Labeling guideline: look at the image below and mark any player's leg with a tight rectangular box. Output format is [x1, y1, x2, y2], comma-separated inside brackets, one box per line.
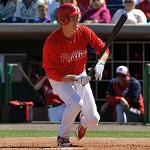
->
[47, 107, 51, 121]
[49, 79, 82, 138]
[74, 81, 100, 140]
[125, 107, 143, 122]
[48, 107, 61, 123]
[75, 82, 100, 128]
[57, 103, 66, 122]
[116, 104, 127, 123]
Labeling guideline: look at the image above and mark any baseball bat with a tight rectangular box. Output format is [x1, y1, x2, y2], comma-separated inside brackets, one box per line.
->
[88, 14, 128, 76]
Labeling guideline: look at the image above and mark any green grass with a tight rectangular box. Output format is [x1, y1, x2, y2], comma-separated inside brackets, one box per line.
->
[0, 130, 150, 138]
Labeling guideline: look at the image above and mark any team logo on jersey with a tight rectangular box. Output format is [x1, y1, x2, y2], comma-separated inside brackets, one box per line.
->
[59, 49, 87, 63]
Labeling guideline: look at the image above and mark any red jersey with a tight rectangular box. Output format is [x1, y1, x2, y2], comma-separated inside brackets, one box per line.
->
[43, 25, 109, 81]
[38, 77, 62, 106]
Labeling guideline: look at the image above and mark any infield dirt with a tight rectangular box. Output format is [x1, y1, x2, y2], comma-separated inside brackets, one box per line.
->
[0, 123, 150, 150]
[0, 137, 150, 150]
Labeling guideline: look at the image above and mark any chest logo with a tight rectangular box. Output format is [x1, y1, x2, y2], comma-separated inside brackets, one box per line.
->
[59, 49, 87, 63]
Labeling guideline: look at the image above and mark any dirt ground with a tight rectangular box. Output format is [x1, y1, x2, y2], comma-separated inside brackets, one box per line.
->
[0, 123, 150, 150]
[0, 137, 150, 150]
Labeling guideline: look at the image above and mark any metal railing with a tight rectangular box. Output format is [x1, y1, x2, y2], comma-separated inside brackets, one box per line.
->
[144, 64, 150, 123]
[4, 63, 45, 106]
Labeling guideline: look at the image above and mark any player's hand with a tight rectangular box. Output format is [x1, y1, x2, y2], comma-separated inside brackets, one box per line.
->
[120, 97, 129, 109]
[94, 60, 105, 80]
[101, 102, 108, 113]
[75, 75, 91, 86]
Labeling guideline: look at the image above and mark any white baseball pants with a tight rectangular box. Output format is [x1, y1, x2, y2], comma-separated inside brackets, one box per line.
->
[48, 103, 66, 123]
[49, 71, 100, 138]
[116, 103, 142, 122]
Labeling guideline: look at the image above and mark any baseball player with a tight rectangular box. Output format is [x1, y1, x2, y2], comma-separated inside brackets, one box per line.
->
[34, 75, 66, 122]
[101, 65, 144, 123]
[42, 3, 109, 147]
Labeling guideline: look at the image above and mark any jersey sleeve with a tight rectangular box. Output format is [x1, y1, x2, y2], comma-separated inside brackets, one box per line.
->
[106, 80, 114, 96]
[42, 37, 64, 81]
[125, 79, 141, 103]
[106, 80, 122, 106]
[84, 26, 109, 56]
[124, 79, 144, 113]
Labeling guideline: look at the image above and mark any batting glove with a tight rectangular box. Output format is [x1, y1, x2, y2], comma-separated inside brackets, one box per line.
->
[75, 75, 91, 86]
[94, 60, 105, 81]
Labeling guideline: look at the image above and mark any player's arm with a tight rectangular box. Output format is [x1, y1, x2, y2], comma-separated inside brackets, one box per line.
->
[61, 75, 76, 82]
[84, 25, 110, 61]
[62, 75, 91, 86]
[85, 26, 110, 80]
[105, 80, 118, 106]
[125, 79, 141, 102]
[34, 75, 47, 90]
[106, 79, 129, 108]
[100, 51, 109, 61]
[101, 102, 108, 113]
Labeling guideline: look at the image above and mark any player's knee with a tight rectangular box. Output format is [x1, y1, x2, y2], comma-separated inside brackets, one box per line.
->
[89, 114, 100, 125]
[71, 99, 83, 110]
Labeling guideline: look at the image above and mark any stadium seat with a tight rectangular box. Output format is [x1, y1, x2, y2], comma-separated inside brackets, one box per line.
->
[106, 0, 123, 5]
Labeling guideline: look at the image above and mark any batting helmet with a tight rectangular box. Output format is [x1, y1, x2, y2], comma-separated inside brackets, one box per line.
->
[57, 3, 80, 25]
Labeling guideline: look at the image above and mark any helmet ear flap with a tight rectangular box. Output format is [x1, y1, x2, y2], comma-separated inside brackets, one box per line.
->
[58, 16, 70, 25]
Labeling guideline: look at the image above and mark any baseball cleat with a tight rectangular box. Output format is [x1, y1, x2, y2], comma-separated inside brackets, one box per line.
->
[75, 125, 87, 140]
[57, 136, 72, 147]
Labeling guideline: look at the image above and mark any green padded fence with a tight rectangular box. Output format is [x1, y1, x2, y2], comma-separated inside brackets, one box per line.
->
[144, 64, 150, 123]
[4, 63, 13, 105]
[4, 63, 45, 106]
[0, 63, 14, 122]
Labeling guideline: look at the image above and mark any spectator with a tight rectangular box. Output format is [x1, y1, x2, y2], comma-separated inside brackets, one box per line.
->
[101, 65, 144, 123]
[34, 2, 50, 23]
[51, 0, 80, 23]
[0, 0, 29, 23]
[0, 0, 16, 20]
[16, 0, 44, 22]
[60, 0, 77, 5]
[77, 0, 90, 15]
[0, 16, 26, 22]
[80, 0, 111, 23]
[138, 0, 150, 22]
[111, 0, 147, 24]
[34, 75, 66, 122]
[47, 0, 59, 23]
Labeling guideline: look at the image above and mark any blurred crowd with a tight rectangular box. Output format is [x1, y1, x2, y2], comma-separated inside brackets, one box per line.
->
[0, 0, 149, 23]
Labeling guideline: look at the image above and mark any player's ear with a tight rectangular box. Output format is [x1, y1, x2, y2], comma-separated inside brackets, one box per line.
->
[57, 16, 70, 25]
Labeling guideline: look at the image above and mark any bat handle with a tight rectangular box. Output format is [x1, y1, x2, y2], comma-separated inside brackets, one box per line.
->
[87, 61, 98, 76]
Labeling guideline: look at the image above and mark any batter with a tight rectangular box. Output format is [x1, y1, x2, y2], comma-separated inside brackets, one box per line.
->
[42, 3, 109, 147]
